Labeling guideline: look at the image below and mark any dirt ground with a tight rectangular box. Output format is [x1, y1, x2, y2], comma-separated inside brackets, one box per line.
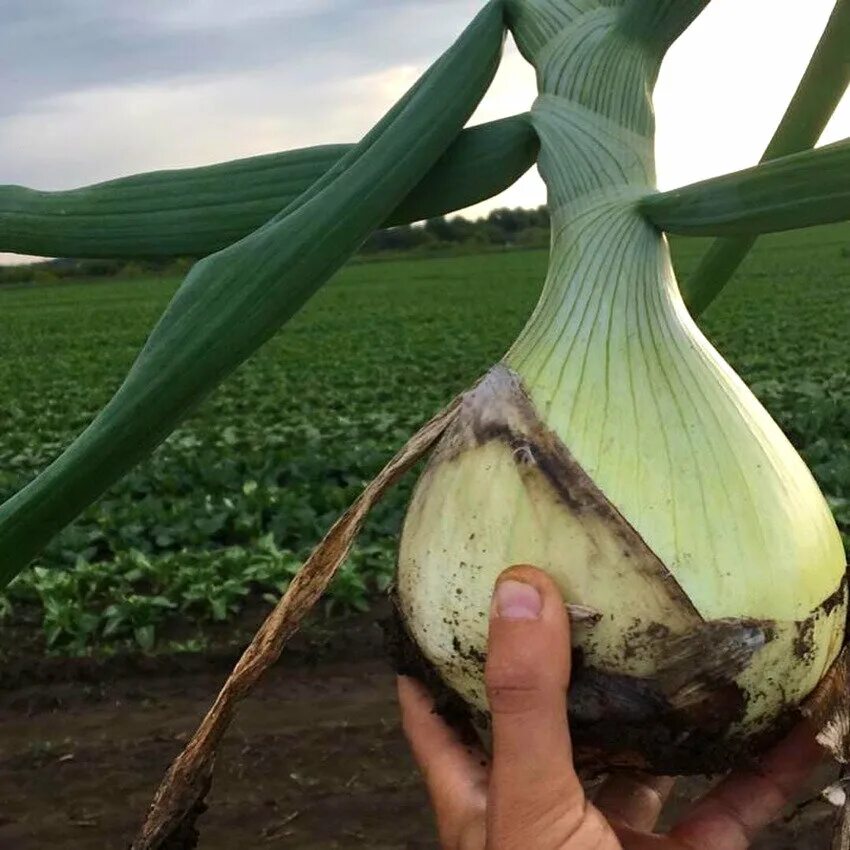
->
[0, 614, 840, 850]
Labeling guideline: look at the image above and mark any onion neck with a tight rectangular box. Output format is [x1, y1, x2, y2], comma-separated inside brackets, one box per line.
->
[504, 3, 669, 420]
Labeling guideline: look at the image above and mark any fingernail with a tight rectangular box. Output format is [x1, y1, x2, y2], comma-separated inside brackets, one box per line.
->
[494, 580, 543, 620]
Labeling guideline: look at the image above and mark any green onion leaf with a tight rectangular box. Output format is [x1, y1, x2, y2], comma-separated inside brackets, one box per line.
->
[641, 136, 850, 236]
[618, 0, 711, 56]
[0, 114, 537, 260]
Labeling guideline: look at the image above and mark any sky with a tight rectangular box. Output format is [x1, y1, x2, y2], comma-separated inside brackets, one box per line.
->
[2, 0, 849, 265]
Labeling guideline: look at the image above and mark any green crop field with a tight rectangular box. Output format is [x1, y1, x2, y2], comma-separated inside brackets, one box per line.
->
[1, 228, 849, 654]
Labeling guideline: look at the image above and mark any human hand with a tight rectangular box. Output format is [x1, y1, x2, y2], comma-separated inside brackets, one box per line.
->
[398, 565, 826, 850]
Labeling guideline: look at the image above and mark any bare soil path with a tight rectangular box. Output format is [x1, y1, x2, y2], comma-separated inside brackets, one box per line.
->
[0, 616, 838, 849]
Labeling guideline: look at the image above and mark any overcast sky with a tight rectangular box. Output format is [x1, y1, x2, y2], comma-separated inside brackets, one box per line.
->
[2, 0, 850, 265]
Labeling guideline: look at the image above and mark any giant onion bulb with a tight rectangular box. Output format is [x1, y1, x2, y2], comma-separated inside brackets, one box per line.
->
[396, 0, 848, 774]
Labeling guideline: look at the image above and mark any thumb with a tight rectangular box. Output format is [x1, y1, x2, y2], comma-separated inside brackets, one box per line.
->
[485, 565, 585, 835]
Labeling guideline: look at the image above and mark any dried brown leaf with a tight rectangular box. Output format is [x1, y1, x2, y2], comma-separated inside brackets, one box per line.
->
[803, 644, 850, 850]
[804, 646, 850, 764]
[130, 400, 460, 850]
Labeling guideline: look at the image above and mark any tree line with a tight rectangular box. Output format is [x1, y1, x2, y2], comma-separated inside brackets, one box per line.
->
[362, 206, 550, 254]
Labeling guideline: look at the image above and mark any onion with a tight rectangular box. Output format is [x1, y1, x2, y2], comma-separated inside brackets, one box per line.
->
[396, 0, 848, 774]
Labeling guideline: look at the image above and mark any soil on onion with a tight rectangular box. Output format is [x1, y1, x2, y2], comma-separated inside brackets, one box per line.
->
[0, 611, 839, 850]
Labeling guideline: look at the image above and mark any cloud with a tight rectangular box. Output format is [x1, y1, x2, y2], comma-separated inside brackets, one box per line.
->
[0, 64, 425, 191]
[0, 0, 481, 120]
[146, 0, 344, 29]
[0, 1, 493, 187]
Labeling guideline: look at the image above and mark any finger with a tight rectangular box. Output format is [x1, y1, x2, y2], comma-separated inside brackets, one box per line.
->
[669, 721, 826, 850]
[397, 675, 487, 842]
[595, 771, 676, 831]
[485, 565, 585, 828]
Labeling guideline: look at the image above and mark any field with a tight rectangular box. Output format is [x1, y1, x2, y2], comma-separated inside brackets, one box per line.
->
[1, 230, 849, 847]
[1, 229, 850, 655]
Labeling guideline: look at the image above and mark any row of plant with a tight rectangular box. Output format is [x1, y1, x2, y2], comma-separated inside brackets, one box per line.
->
[0, 238, 848, 654]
